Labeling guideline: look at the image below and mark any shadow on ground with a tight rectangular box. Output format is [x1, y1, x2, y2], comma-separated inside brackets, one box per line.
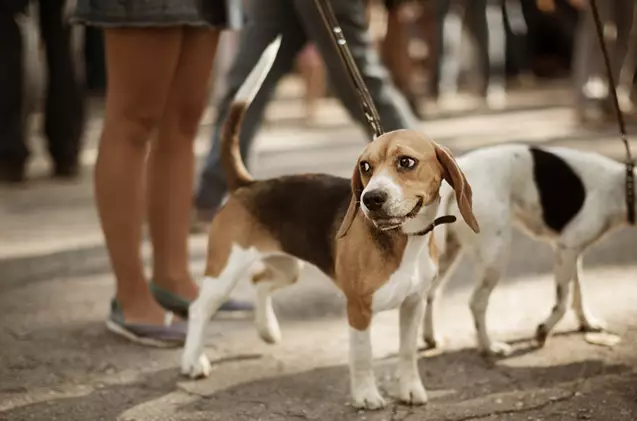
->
[2, 344, 634, 421]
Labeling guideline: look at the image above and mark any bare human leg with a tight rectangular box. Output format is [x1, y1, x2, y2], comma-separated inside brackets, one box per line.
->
[95, 28, 184, 325]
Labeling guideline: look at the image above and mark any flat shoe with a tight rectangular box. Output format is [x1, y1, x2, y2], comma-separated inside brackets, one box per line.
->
[105, 299, 186, 348]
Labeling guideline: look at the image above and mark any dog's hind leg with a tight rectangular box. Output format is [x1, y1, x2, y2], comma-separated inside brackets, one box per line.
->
[572, 255, 607, 333]
[253, 255, 303, 344]
[535, 247, 579, 347]
[469, 229, 512, 357]
[181, 244, 261, 378]
[423, 231, 463, 350]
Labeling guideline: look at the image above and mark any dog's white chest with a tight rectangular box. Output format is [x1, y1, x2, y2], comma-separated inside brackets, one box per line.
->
[372, 236, 435, 313]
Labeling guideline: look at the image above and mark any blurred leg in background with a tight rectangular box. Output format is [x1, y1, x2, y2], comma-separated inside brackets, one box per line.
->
[38, 0, 86, 178]
[382, 0, 424, 118]
[0, 0, 29, 182]
[572, 0, 634, 123]
[465, 0, 508, 108]
[0, 0, 85, 183]
[296, 42, 327, 126]
[617, 4, 637, 113]
[431, 0, 459, 101]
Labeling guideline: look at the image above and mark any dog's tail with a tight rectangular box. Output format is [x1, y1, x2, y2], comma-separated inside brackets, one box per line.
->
[221, 36, 282, 191]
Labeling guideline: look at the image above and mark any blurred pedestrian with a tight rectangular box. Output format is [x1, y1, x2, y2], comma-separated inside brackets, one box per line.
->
[382, 0, 424, 118]
[193, 0, 418, 228]
[0, 0, 85, 183]
[570, 0, 636, 123]
[72, 0, 251, 347]
[296, 42, 327, 126]
[432, 0, 511, 108]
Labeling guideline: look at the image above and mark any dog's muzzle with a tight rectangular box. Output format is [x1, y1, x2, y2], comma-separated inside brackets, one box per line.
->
[363, 195, 425, 231]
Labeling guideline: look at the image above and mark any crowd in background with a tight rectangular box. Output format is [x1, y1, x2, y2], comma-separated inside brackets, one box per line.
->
[81, 0, 637, 123]
[2, 0, 636, 185]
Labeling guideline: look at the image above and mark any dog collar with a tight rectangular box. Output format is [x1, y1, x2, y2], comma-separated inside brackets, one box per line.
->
[411, 215, 457, 237]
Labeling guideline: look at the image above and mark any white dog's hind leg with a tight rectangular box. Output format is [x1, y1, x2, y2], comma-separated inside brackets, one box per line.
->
[181, 245, 260, 378]
[536, 247, 578, 346]
[253, 255, 303, 344]
[423, 234, 463, 350]
[469, 230, 512, 357]
[470, 266, 511, 356]
[398, 294, 428, 405]
[571, 257, 606, 333]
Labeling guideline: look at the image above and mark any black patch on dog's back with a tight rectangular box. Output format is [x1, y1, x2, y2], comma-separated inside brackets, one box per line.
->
[529, 147, 586, 232]
[243, 174, 352, 278]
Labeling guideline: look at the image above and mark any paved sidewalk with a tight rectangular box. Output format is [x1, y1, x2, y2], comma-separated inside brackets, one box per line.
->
[1, 80, 637, 420]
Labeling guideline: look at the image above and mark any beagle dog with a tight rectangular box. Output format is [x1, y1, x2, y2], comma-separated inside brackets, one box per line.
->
[423, 144, 635, 356]
[180, 37, 479, 409]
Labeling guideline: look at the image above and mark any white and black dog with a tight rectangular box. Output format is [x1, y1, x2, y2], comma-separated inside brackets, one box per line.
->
[423, 144, 635, 356]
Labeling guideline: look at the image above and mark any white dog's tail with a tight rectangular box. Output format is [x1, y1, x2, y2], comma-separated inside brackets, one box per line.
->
[220, 36, 282, 192]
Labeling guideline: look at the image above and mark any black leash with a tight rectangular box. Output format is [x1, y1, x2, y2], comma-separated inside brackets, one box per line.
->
[313, 0, 385, 139]
[589, 0, 635, 224]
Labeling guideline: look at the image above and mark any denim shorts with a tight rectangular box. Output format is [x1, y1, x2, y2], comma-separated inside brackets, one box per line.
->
[72, 0, 244, 29]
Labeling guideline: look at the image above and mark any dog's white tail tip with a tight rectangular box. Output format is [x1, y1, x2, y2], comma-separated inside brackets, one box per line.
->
[234, 35, 282, 104]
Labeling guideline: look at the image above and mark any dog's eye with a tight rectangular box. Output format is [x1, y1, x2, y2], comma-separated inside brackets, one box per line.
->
[359, 161, 371, 173]
[398, 156, 417, 170]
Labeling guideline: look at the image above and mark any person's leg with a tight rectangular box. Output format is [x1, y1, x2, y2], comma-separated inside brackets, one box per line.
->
[607, 0, 634, 113]
[617, 1, 637, 112]
[572, 8, 595, 118]
[194, 0, 307, 217]
[296, 43, 327, 125]
[431, 0, 454, 99]
[38, 0, 86, 177]
[0, 2, 28, 182]
[295, 0, 418, 134]
[502, 0, 530, 79]
[466, 0, 506, 105]
[572, 3, 614, 120]
[95, 28, 183, 325]
[382, 1, 423, 118]
[147, 27, 219, 301]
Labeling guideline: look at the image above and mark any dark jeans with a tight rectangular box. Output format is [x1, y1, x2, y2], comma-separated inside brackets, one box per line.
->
[431, 0, 508, 97]
[0, 0, 85, 170]
[194, 0, 417, 213]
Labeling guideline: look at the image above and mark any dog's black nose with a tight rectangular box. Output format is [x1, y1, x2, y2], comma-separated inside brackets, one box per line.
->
[362, 189, 388, 211]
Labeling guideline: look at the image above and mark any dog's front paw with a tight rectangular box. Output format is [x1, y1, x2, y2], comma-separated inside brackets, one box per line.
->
[480, 341, 513, 357]
[423, 334, 444, 351]
[399, 380, 428, 406]
[351, 382, 386, 410]
[181, 353, 212, 379]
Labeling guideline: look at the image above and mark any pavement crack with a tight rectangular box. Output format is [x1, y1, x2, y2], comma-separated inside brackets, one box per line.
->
[390, 404, 415, 421]
[445, 390, 578, 421]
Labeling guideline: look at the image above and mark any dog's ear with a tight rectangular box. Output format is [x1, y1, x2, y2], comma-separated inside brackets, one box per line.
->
[337, 164, 363, 238]
[434, 144, 480, 233]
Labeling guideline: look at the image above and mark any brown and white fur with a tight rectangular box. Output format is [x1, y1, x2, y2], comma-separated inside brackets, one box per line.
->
[423, 144, 635, 357]
[180, 37, 480, 409]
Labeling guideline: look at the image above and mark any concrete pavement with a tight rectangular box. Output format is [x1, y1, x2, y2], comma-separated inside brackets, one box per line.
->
[1, 79, 637, 420]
